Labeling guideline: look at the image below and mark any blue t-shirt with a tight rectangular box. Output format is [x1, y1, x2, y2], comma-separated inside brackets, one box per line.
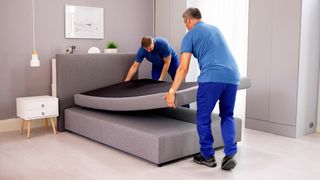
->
[181, 22, 240, 84]
[136, 37, 179, 67]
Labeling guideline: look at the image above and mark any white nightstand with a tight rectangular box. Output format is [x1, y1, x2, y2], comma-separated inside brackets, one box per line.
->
[16, 96, 59, 139]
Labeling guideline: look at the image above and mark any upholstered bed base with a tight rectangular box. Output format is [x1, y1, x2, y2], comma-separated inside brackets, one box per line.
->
[65, 107, 242, 165]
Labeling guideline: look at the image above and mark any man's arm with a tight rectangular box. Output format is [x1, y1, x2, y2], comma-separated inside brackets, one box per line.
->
[124, 61, 140, 81]
[158, 55, 171, 81]
[164, 52, 192, 108]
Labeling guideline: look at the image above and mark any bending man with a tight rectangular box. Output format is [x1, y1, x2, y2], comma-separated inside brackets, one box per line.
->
[124, 36, 179, 81]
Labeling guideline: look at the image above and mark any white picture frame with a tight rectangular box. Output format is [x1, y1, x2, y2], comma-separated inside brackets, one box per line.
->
[65, 5, 104, 39]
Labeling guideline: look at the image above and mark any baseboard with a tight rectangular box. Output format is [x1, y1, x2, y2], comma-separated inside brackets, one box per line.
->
[0, 118, 57, 133]
[245, 118, 297, 137]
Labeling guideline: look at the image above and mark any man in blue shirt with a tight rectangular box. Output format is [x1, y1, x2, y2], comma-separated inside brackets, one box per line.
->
[164, 8, 240, 170]
[124, 36, 179, 81]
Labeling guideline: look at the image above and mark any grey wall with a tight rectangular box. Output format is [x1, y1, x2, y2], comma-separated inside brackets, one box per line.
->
[138, 0, 187, 81]
[0, 0, 153, 120]
[155, 0, 186, 53]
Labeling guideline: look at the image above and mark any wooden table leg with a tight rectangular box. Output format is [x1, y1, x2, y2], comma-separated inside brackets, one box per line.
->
[27, 120, 31, 139]
[50, 118, 57, 134]
[20, 119, 25, 135]
[45, 118, 48, 131]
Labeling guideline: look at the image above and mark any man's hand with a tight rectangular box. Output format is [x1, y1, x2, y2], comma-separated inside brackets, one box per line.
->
[124, 61, 140, 82]
[163, 52, 192, 108]
[158, 56, 171, 81]
[163, 89, 176, 108]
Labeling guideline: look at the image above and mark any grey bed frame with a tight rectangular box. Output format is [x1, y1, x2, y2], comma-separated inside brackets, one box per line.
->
[55, 54, 250, 165]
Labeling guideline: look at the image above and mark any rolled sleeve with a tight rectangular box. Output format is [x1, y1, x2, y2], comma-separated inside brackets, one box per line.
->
[160, 41, 171, 58]
[135, 48, 145, 63]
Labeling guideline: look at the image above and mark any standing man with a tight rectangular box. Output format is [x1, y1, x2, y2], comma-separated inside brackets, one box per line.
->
[124, 36, 179, 81]
[164, 8, 240, 170]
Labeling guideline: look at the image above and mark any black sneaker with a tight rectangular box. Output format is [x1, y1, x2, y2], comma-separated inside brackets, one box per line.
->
[193, 153, 217, 167]
[221, 155, 236, 170]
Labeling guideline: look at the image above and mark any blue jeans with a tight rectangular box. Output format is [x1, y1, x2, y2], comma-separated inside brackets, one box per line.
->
[197, 82, 238, 159]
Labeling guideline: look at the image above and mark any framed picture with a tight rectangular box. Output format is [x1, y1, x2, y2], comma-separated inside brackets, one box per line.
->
[65, 5, 104, 39]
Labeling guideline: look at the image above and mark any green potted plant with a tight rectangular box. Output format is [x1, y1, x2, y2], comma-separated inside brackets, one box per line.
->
[104, 41, 118, 54]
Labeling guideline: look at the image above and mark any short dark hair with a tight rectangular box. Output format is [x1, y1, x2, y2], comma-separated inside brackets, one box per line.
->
[141, 36, 153, 48]
[183, 7, 202, 19]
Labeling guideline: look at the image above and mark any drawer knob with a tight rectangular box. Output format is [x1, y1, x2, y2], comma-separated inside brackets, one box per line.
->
[42, 112, 45, 115]
[41, 104, 45, 108]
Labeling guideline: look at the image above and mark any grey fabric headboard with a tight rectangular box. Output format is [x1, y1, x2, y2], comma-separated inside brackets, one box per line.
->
[55, 54, 136, 131]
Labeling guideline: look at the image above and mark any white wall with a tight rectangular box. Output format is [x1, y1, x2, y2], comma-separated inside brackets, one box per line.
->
[316, 1, 320, 132]
[318, 0, 320, 132]
[297, 0, 320, 135]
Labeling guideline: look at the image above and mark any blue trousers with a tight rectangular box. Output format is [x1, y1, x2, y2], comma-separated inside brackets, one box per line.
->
[151, 61, 179, 80]
[197, 82, 238, 159]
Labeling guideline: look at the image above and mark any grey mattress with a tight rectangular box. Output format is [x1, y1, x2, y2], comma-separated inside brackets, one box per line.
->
[74, 77, 251, 111]
[74, 79, 198, 111]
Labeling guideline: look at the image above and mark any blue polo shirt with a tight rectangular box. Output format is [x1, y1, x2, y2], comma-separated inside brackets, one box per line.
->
[181, 22, 240, 85]
[136, 37, 179, 67]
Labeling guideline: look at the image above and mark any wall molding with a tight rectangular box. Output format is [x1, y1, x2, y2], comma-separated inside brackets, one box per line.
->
[0, 118, 56, 133]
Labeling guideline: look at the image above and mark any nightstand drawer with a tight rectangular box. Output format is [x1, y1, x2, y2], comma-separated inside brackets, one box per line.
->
[26, 108, 58, 119]
[17, 96, 59, 120]
[26, 100, 57, 110]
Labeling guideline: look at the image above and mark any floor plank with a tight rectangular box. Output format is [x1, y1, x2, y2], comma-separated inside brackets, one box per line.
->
[0, 128, 319, 180]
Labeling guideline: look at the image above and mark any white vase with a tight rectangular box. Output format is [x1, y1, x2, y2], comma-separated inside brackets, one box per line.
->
[104, 48, 118, 54]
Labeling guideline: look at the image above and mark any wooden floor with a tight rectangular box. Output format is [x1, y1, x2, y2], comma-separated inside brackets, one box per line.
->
[0, 128, 319, 180]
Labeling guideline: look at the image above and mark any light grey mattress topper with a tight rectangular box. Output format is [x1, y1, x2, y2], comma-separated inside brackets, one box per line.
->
[74, 78, 250, 111]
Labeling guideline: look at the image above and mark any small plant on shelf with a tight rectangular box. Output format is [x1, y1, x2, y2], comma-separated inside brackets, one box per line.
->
[105, 41, 118, 54]
[106, 42, 118, 49]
